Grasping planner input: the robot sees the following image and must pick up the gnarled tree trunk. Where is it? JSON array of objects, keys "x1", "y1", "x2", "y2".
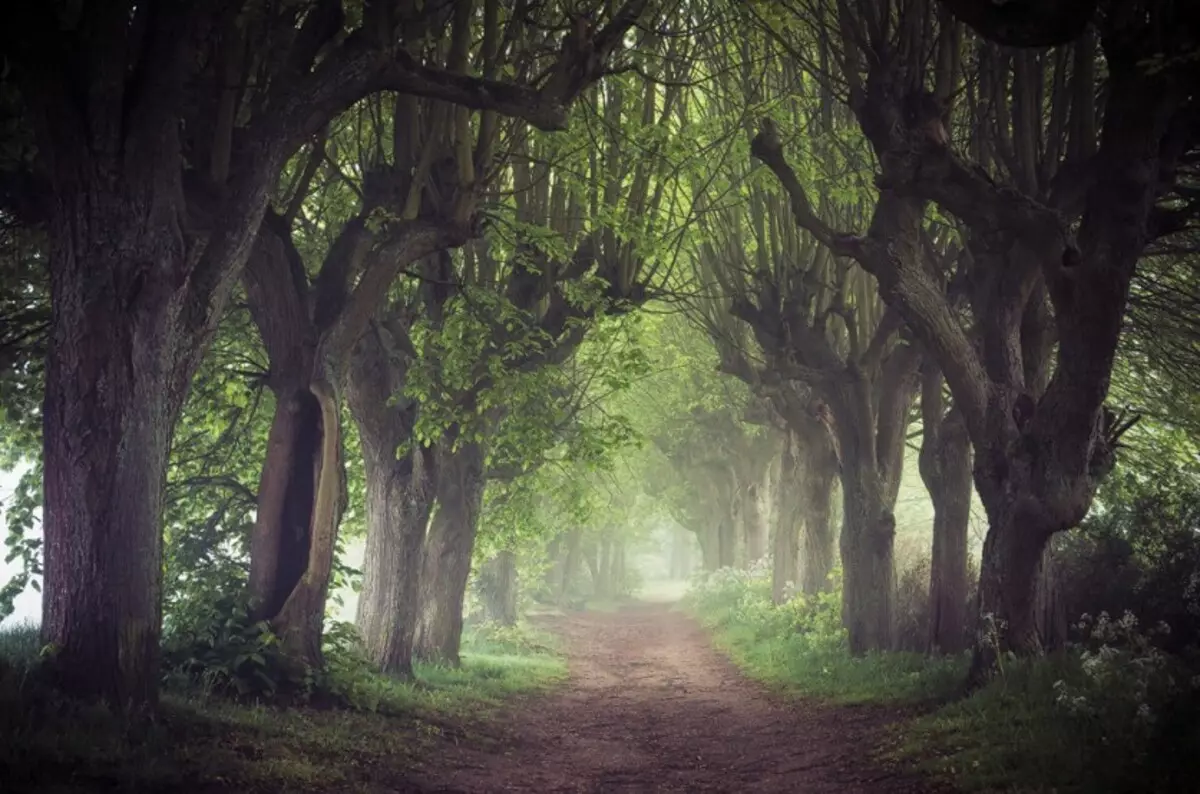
[{"x1": 414, "y1": 439, "x2": 485, "y2": 664}]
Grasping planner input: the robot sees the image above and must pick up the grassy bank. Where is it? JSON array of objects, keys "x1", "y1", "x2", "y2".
[
  {"x1": 0, "y1": 620, "x2": 566, "y2": 793},
  {"x1": 684, "y1": 567, "x2": 1200, "y2": 794}
]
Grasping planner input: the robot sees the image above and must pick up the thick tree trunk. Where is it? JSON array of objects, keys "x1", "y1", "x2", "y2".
[
  {"x1": 271, "y1": 380, "x2": 344, "y2": 669},
  {"x1": 969, "y1": 495, "x2": 1053, "y2": 682},
  {"x1": 248, "y1": 387, "x2": 320, "y2": 620},
  {"x1": 353, "y1": 442, "x2": 435, "y2": 676},
  {"x1": 480, "y1": 550, "x2": 519, "y2": 626},
  {"x1": 42, "y1": 280, "x2": 184, "y2": 710},
  {"x1": 1034, "y1": 545, "x2": 1067, "y2": 651},
  {"x1": 346, "y1": 316, "x2": 436, "y2": 677},
  {"x1": 839, "y1": 461, "x2": 896, "y2": 654},
  {"x1": 414, "y1": 440, "x2": 485, "y2": 665}
]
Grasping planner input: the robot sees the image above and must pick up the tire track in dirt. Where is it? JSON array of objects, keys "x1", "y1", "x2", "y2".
[{"x1": 417, "y1": 603, "x2": 943, "y2": 793}]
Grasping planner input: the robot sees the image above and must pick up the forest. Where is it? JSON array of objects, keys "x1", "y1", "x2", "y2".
[{"x1": 0, "y1": 0, "x2": 1198, "y2": 791}]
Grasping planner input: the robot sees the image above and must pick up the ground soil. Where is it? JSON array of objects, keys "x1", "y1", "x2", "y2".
[{"x1": 415, "y1": 603, "x2": 944, "y2": 793}]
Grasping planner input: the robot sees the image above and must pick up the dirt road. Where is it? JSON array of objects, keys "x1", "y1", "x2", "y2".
[{"x1": 417, "y1": 603, "x2": 941, "y2": 793}]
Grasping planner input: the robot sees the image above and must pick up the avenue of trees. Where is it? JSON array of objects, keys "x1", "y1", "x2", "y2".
[{"x1": 1, "y1": 1, "x2": 1198, "y2": 762}]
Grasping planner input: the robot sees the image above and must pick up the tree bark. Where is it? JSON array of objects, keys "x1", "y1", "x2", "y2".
[
  {"x1": 248, "y1": 389, "x2": 322, "y2": 621},
  {"x1": 839, "y1": 460, "x2": 897, "y2": 653},
  {"x1": 919, "y1": 366, "x2": 973, "y2": 656},
  {"x1": 414, "y1": 439, "x2": 485, "y2": 665},
  {"x1": 798, "y1": 444, "x2": 838, "y2": 597},
  {"x1": 480, "y1": 550, "x2": 519, "y2": 626},
  {"x1": 271, "y1": 380, "x2": 344, "y2": 669},
  {"x1": 830, "y1": 353, "x2": 919, "y2": 654},
  {"x1": 772, "y1": 432, "x2": 802, "y2": 604},
  {"x1": 346, "y1": 313, "x2": 437, "y2": 677}
]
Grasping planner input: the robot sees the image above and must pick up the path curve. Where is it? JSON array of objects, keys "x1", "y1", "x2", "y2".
[{"x1": 418, "y1": 603, "x2": 942, "y2": 793}]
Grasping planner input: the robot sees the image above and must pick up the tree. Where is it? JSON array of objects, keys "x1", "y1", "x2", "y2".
[
  {"x1": 751, "y1": 0, "x2": 1199, "y2": 677},
  {"x1": 0, "y1": 0, "x2": 648, "y2": 708}
]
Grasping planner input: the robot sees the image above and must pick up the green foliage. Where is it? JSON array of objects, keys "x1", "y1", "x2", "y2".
[
  {"x1": 685, "y1": 562, "x2": 966, "y2": 704},
  {"x1": 0, "y1": 613, "x2": 566, "y2": 792},
  {"x1": 901, "y1": 617, "x2": 1200, "y2": 793},
  {"x1": 162, "y1": 596, "x2": 285, "y2": 699},
  {"x1": 0, "y1": 464, "x2": 40, "y2": 622}
]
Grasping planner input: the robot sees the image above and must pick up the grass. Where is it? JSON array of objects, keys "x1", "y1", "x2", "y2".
[
  {"x1": 706, "y1": 618, "x2": 966, "y2": 704},
  {"x1": 0, "y1": 620, "x2": 566, "y2": 793},
  {"x1": 685, "y1": 569, "x2": 1200, "y2": 794}
]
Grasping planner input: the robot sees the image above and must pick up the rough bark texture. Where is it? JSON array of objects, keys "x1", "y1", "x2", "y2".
[
  {"x1": 41, "y1": 240, "x2": 182, "y2": 709},
  {"x1": 347, "y1": 317, "x2": 436, "y2": 677},
  {"x1": 919, "y1": 368, "x2": 973, "y2": 655},
  {"x1": 414, "y1": 440, "x2": 486, "y2": 664}
]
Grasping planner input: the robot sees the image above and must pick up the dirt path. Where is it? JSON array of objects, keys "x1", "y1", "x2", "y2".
[{"x1": 416, "y1": 603, "x2": 942, "y2": 793}]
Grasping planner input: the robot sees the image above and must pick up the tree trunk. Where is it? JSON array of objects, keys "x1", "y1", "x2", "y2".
[
  {"x1": 42, "y1": 277, "x2": 185, "y2": 710},
  {"x1": 772, "y1": 432, "x2": 802, "y2": 604},
  {"x1": 969, "y1": 495, "x2": 1053, "y2": 682},
  {"x1": 698, "y1": 522, "x2": 720, "y2": 571},
  {"x1": 923, "y1": 414, "x2": 973, "y2": 655},
  {"x1": 346, "y1": 316, "x2": 436, "y2": 677},
  {"x1": 561, "y1": 530, "x2": 582, "y2": 600},
  {"x1": 271, "y1": 380, "x2": 344, "y2": 669},
  {"x1": 718, "y1": 511, "x2": 737, "y2": 569},
  {"x1": 248, "y1": 387, "x2": 321, "y2": 620},
  {"x1": 670, "y1": 526, "x2": 692, "y2": 579},
  {"x1": 480, "y1": 550, "x2": 519, "y2": 626},
  {"x1": 839, "y1": 460, "x2": 896, "y2": 654},
  {"x1": 744, "y1": 482, "x2": 767, "y2": 565},
  {"x1": 355, "y1": 443, "x2": 435, "y2": 675},
  {"x1": 919, "y1": 365, "x2": 974, "y2": 656},
  {"x1": 1034, "y1": 545, "x2": 1067, "y2": 651},
  {"x1": 612, "y1": 541, "x2": 626, "y2": 595},
  {"x1": 599, "y1": 535, "x2": 614, "y2": 597},
  {"x1": 799, "y1": 448, "x2": 837, "y2": 597},
  {"x1": 414, "y1": 440, "x2": 485, "y2": 665}
]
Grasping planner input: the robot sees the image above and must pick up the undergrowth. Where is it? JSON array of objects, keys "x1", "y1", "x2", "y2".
[
  {"x1": 683, "y1": 562, "x2": 965, "y2": 704},
  {"x1": 0, "y1": 617, "x2": 565, "y2": 793},
  {"x1": 686, "y1": 563, "x2": 1200, "y2": 793}
]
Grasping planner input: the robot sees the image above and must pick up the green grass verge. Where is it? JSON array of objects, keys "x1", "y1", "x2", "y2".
[
  {"x1": 705, "y1": 618, "x2": 966, "y2": 704},
  {"x1": 685, "y1": 573, "x2": 1200, "y2": 794},
  {"x1": 0, "y1": 621, "x2": 566, "y2": 793}
]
